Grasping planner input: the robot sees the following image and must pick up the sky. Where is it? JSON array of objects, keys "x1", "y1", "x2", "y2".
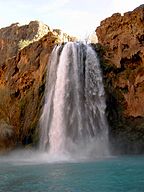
[{"x1": 0, "y1": 0, "x2": 143, "y2": 38}]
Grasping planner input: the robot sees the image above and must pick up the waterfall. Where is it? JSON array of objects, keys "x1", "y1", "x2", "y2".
[{"x1": 40, "y1": 42, "x2": 109, "y2": 159}]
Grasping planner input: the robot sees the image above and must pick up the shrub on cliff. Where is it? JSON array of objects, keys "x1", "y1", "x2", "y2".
[
  {"x1": 0, "y1": 87, "x2": 20, "y2": 140},
  {"x1": 0, "y1": 87, "x2": 16, "y2": 122},
  {"x1": 18, "y1": 39, "x2": 33, "y2": 50},
  {"x1": 0, "y1": 88, "x2": 15, "y2": 145},
  {"x1": 0, "y1": 120, "x2": 13, "y2": 139}
]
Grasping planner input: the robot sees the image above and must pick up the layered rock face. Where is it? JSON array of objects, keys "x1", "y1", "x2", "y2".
[
  {"x1": 53, "y1": 29, "x2": 77, "y2": 42},
  {"x1": 0, "y1": 21, "x2": 74, "y2": 71},
  {"x1": 96, "y1": 5, "x2": 144, "y2": 153},
  {"x1": 0, "y1": 20, "x2": 76, "y2": 152},
  {"x1": 0, "y1": 21, "x2": 51, "y2": 68},
  {"x1": 0, "y1": 22, "x2": 59, "y2": 152}
]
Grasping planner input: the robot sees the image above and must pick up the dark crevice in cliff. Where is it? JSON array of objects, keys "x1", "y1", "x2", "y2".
[
  {"x1": 120, "y1": 52, "x2": 142, "y2": 69},
  {"x1": 137, "y1": 34, "x2": 144, "y2": 45},
  {"x1": 10, "y1": 89, "x2": 21, "y2": 99},
  {"x1": 122, "y1": 44, "x2": 129, "y2": 51},
  {"x1": 109, "y1": 116, "x2": 144, "y2": 154},
  {"x1": 12, "y1": 66, "x2": 19, "y2": 76}
]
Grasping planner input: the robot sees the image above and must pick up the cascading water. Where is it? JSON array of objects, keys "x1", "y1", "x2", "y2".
[{"x1": 40, "y1": 42, "x2": 109, "y2": 159}]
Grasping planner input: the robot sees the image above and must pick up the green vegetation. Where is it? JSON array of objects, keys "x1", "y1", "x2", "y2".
[
  {"x1": 0, "y1": 87, "x2": 17, "y2": 142},
  {"x1": 0, "y1": 119, "x2": 13, "y2": 139},
  {"x1": 18, "y1": 39, "x2": 33, "y2": 50},
  {"x1": 0, "y1": 87, "x2": 14, "y2": 123}
]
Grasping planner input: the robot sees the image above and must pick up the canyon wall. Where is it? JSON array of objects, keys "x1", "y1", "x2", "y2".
[
  {"x1": 0, "y1": 20, "x2": 76, "y2": 152},
  {"x1": 96, "y1": 4, "x2": 144, "y2": 153},
  {"x1": 0, "y1": 21, "x2": 61, "y2": 152}
]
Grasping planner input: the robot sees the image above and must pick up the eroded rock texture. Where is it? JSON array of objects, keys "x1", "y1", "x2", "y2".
[
  {"x1": 0, "y1": 22, "x2": 58, "y2": 152},
  {"x1": 96, "y1": 5, "x2": 144, "y2": 153},
  {"x1": 0, "y1": 21, "x2": 51, "y2": 68},
  {"x1": 0, "y1": 20, "x2": 75, "y2": 152}
]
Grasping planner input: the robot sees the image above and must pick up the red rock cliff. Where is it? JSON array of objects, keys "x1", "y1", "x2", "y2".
[
  {"x1": 0, "y1": 20, "x2": 75, "y2": 153},
  {"x1": 96, "y1": 4, "x2": 144, "y2": 153},
  {"x1": 0, "y1": 21, "x2": 58, "y2": 152},
  {"x1": 0, "y1": 21, "x2": 50, "y2": 68}
]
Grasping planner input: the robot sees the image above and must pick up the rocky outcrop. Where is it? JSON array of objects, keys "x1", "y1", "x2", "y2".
[
  {"x1": 0, "y1": 21, "x2": 74, "y2": 68},
  {"x1": 96, "y1": 5, "x2": 144, "y2": 153},
  {"x1": 0, "y1": 21, "x2": 51, "y2": 68},
  {"x1": 53, "y1": 29, "x2": 77, "y2": 42},
  {"x1": 0, "y1": 20, "x2": 75, "y2": 152},
  {"x1": 0, "y1": 22, "x2": 59, "y2": 152}
]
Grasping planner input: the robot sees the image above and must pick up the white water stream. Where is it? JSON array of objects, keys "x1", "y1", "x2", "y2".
[{"x1": 40, "y1": 42, "x2": 109, "y2": 159}]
